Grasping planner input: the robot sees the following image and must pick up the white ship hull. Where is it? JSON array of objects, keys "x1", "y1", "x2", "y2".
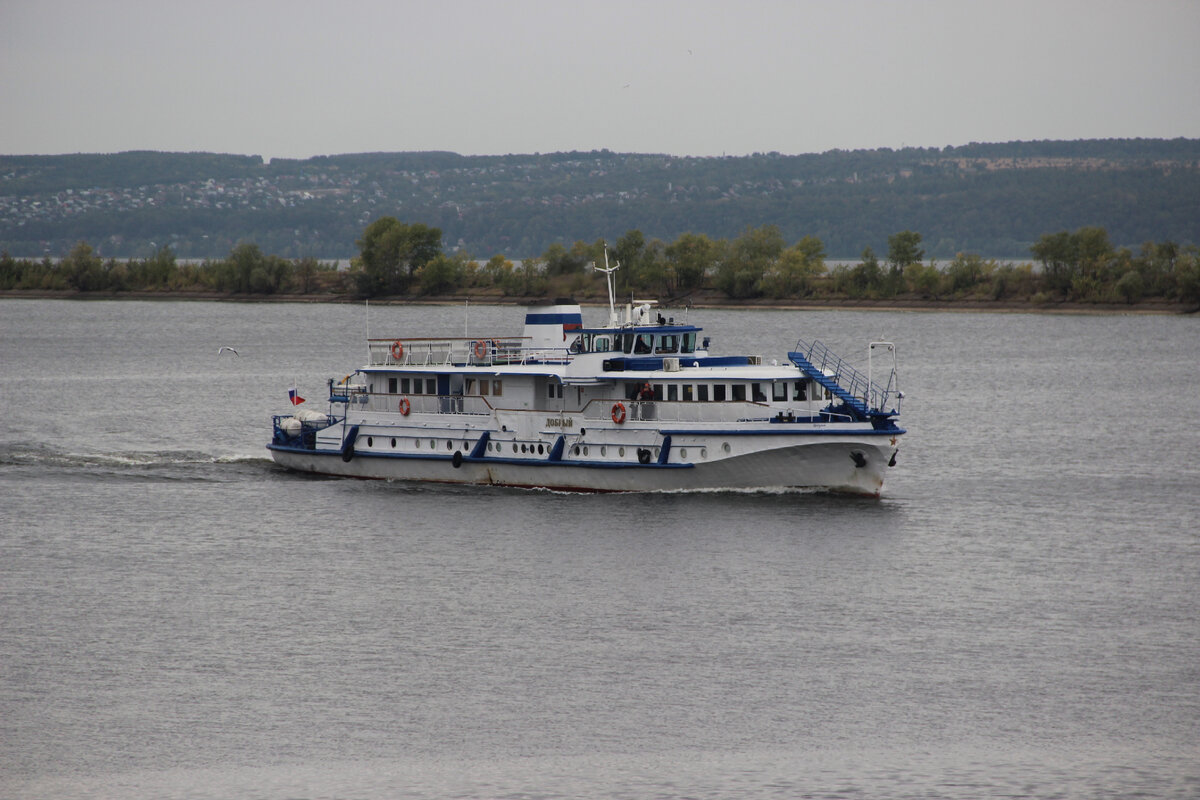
[{"x1": 269, "y1": 421, "x2": 899, "y2": 495}]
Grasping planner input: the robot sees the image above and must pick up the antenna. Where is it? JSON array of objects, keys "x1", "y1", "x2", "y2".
[{"x1": 593, "y1": 243, "x2": 621, "y2": 328}]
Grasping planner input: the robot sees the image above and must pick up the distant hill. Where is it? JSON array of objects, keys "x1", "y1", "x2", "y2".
[{"x1": 2, "y1": 139, "x2": 1198, "y2": 260}]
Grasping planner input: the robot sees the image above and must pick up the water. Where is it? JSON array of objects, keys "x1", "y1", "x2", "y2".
[{"x1": 1, "y1": 299, "x2": 1198, "y2": 799}]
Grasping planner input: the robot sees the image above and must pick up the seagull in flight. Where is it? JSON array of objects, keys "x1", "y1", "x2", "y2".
[{"x1": 218, "y1": 346, "x2": 239, "y2": 357}]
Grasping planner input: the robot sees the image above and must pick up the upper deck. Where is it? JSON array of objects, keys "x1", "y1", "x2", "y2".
[{"x1": 367, "y1": 320, "x2": 711, "y2": 370}]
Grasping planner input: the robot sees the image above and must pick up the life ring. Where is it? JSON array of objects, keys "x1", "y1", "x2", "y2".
[
  {"x1": 398, "y1": 397, "x2": 411, "y2": 416},
  {"x1": 611, "y1": 402, "x2": 626, "y2": 424},
  {"x1": 390, "y1": 340, "x2": 405, "y2": 360},
  {"x1": 473, "y1": 339, "x2": 487, "y2": 359}
]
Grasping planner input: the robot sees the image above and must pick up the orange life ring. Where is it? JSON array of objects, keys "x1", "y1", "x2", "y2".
[
  {"x1": 473, "y1": 339, "x2": 487, "y2": 359},
  {"x1": 390, "y1": 340, "x2": 404, "y2": 360},
  {"x1": 611, "y1": 402, "x2": 626, "y2": 424},
  {"x1": 398, "y1": 397, "x2": 411, "y2": 416}
]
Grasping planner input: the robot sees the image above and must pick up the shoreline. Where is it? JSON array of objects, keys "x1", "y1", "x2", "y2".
[{"x1": 0, "y1": 288, "x2": 1192, "y2": 315}]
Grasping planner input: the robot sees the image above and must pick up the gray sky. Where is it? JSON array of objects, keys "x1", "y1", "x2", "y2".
[{"x1": 2, "y1": 0, "x2": 1198, "y2": 160}]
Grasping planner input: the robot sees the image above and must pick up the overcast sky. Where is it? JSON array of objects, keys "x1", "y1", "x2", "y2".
[{"x1": 2, "y1": 0, "x2": 1198, "y2": 160}]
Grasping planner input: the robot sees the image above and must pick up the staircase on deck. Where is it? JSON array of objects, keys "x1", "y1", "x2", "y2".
[{"x1": 788, "y1": 339, "x2": 893, "y2": 419}]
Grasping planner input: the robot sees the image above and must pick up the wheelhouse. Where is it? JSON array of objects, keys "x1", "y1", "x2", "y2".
[{"x1": 569, "y1": 325, "x2": 701, "y2": 356}]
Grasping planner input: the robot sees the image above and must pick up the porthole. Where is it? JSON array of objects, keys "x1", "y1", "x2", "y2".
[
  {"x1": 391, "y1": 438, "x2": 396, "y2": 448},
  {"x1": 601, "y1": 446, "x2": 607, "y2": 456},
  {"x1": 680, "y1": 448, "x2": 687, "y2": 458},
  {"x1": 619, "y1": 447, "x2": 625, "y2": 457},
  {"x1": 512, "y1": 443, "x2": 518, "y2": 453},
  {"x1": 367, "y1": 436, "x2": 374, "y2": 447},
  {"x1": 722, "y1": 442, "x2": 731, "y2": 453},
  {"x1": 654, "y1": 447, "x2": 660, "y2": 458},
  {"x1": 521, "y1": 444, "x2": 527, "y2": 453},
  {"x1": 583, "y1": 446, "x2": 589, "y2": 456},
  {"x1": 462, "y1": 442, "x2": 469, "y2": 451},
  {"x1": 446, "y1": 440, "x2": 453, "y2": 451},
  {"x1": 700, "y1": 448, "x2": 707, "y2": 459},
  {"x1": 573, "y1": 445, "x2": 580, "y2": 455},
  {"x1": 537, "y1": 443, "x2": 544, "y2": 455},
  {"x1": 429, "y1": 440, "x2": 436, "y2": 450}
]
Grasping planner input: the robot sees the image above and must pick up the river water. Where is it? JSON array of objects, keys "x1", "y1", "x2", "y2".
[{"x1": 1, "y1": 299, "x2": 1197, "y2": 799}]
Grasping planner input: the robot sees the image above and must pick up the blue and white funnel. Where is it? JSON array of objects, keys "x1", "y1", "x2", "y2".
[{"x1": 522, "y1": 303, "x2": 583, "y2": 350}]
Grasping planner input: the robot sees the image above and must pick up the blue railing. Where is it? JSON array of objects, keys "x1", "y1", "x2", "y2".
[{"x1": 790, "y1": 339, "x2": 898, "y2": 415}]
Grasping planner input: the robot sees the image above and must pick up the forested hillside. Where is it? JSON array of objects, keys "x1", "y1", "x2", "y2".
[{"x1": 2, "y1": 139, "x2": 1198, "y2": 260}]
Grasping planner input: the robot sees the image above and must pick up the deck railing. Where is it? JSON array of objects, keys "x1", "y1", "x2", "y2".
[
  {"x1": 792, "y1": 338, "x2": 899, "y2": 414},
  {"x1": 367, "y1": 336, "x2": 573, "y2": 367},
  {"x1": 580, "y1": 399, "x2": 781, "y2": 425}
]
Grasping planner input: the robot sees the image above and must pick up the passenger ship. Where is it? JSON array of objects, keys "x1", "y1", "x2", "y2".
[{"x1": 268, "y1": 268, "x2": 904, "y2": 495}]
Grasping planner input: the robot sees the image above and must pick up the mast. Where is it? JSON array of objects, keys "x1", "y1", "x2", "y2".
[{"x1": 594, "y1": 244, "x2": 621, "y2": 328}]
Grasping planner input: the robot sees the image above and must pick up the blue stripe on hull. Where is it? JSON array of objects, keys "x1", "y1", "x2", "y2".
[{"x1": 266, "y1": 443, "x2": 694, "y2": 470}]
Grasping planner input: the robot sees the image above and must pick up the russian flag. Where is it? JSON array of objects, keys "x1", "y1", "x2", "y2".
[{"x1": 289, "y1": 386, "x2": 305, "y2": 405}]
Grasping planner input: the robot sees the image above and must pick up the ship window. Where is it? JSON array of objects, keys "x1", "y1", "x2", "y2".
[
  {"x1": 492, "y1": 380, "x2": 502, "y2": 396},
  {"x1": 594, "y1": 335, "x2": 610, "y2": 352},
  {"x1": 388, "y1": 378, "x2": 398, "y2": 394},
  {"x1": 621, "y1": 334, "x2": 634, "y2": 354},
  {"x1": 656, "y1": 335, "x2": 678, "y2": 354},
  {"x1": 426, "y1": 378, "x2": 437, "y2": 395},
  {"x1": 653, "y1": 384, "x2": 664, "y2": 401},
  {"x1": 752, "y1": 383, "x2": 767, "y2": 402},
  {"x1": 480, "y1": 380, "x2": 489, "y2": 396},
  {"x1": 667, "y1": 384, "x2": 678, "y2": 401},
  {"x1": 794, "y1": 381, "x2": 807, "y2": 401},
  {"x1": 634, "y1": 334, "x2": 652, "y2": 354},
  {"x1": 698, "y1": 384, "x2": 709, "y2": 401},
  {"x1": 682, "y1": 384, "x2": 694, "y2": 402},
  {"x1": 400, "y1": 377, "x2": 410, "y2": 393},
  {"x1": 713, "y1": 384, "x2": 726, "y2": 401},
  {"x1": 732, "y1": 384, "x2": 746, "y2": 402},
  {"x1": 465, "y1": 379, "x2": 475, "y2": 394},
  {"x1": 773, "y1": 382, "x2": 787, "y2": 401},
  {"x1": 681, "y1": 333, "x2": 696, "y2": 353}
]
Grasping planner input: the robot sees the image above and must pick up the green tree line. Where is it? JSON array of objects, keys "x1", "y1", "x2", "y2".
[{"x1": 4, "y1": 219, "x2": 1198, "y2": 307}]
